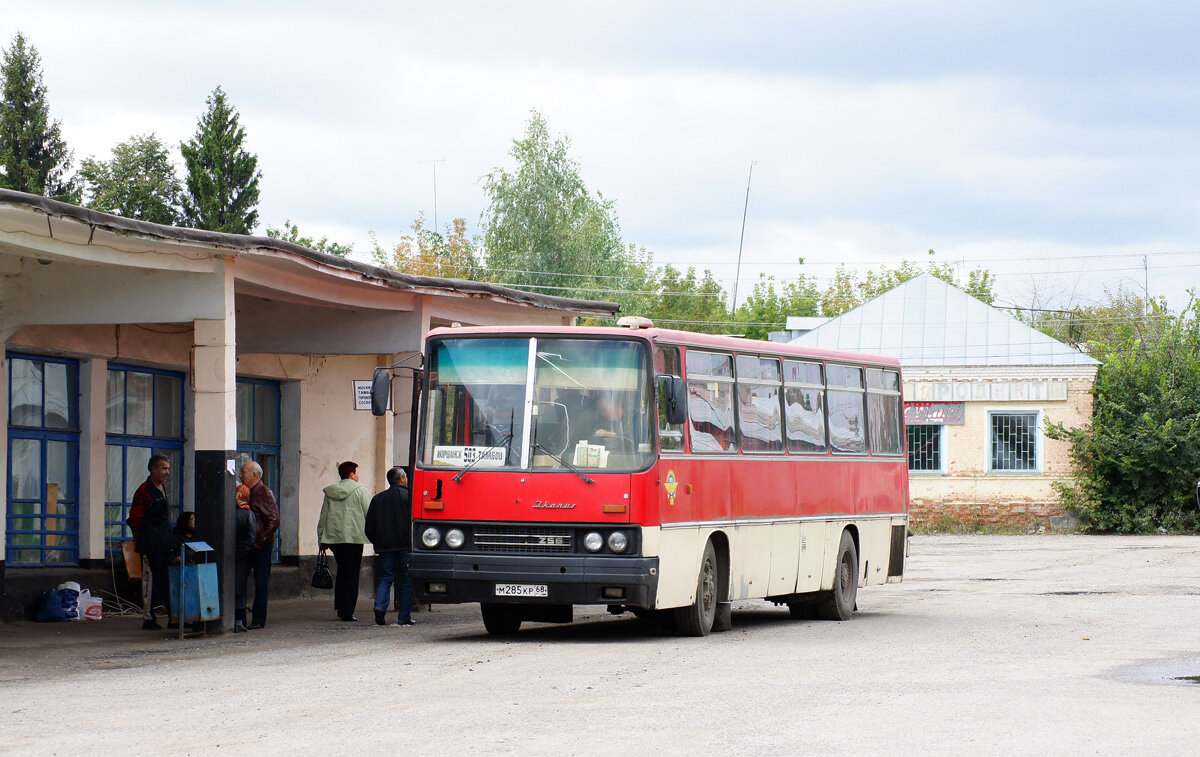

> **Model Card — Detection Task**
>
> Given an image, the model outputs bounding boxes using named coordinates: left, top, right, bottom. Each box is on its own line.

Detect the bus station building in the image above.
left=792, top=274, right=1099, bottom=530
left=0, top=188, right=617, bottom=622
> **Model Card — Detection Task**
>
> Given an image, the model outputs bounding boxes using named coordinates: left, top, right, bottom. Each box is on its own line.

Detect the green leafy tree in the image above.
left=267, top=219, right=353, bottom=258
left=370, top=214, right=478, bottom=275
left=481, top=111, right=624, bottom=298
left=0, top=32, right=77, bottom=200
left=1047, top=295, right=1200, bottom=533
left=78, top=133, right=181, bottom=224
left=180, top=86, right=261, bottom=233
left=821, top=250, right=995, bottom=316
left=638, top=265, right=729, bottom=333
left=733, top=269, right=822, bottom=340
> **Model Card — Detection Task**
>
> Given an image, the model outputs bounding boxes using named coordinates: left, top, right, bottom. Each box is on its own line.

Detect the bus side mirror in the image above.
left=371, top=368, right=391, bottom=416
left=657, top=374, right=687, bottom=425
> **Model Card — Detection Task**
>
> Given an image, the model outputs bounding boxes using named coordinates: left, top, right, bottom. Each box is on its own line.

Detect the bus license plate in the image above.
left=494, top=583, right=548, bottom=598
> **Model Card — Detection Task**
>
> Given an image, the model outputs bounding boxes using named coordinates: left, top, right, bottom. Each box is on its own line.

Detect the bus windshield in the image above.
left=421, top=337, right=654, bottom=472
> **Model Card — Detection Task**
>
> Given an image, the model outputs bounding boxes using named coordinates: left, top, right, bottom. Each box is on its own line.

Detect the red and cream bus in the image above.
left=397, top=319, right=908, bottom=636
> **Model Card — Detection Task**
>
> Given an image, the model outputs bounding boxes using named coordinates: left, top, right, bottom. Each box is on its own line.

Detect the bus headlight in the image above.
left=421, top=527, right=441, bottom=548
left=607, top=531, right=629, bottom=553
left=445, top=528, right=465, bottom=549
left=584, top=531, right=603, bottom=552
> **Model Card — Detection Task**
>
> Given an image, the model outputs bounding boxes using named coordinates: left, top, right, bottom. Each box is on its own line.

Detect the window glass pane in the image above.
left=784, top=360, right=823, bottom=386
left=10, top=548, right=39, bottom=564
left=125, top=372, right=154, bottom=435
left=991, top=413, right=1038, bottom=471
left=654, top=346, right=681, bottom=376
left=106, top=370, right=125, bottom=434
left=105, top=445, right=124, bottom=502
left=828, top=365, right=863, bottom=388
left=738, top=383, right=783, bottom=452
left=11, top=438, right=41, bottom=499
left=686, top=351, right=732, bottom=378
left=45, top=545, right=76, bottom=564
left=785, top=386, right=826, bottom=453
left=866, top=368, right=900, bottom=392
left=907, top=425, right=941, bottom=471
left=656, top=376, right=685, bottom=452
left=738, top=356, right=780, bottom=383
left=236, top=382, right=254, bottom=443
left=10, top=358, right=43, bottom=426
left=156, top=447, right=182, bottom=506
left=533, top=339, right=653, bottom=471
left=868, top=394, right=903, bottom=455
left=154, top=374, right=183, bottom=439
left=125, top=446, right=152, bottom=500
left=687, top=380, right=736, bottom=453
left=46, top=440, right=75, bottom=501
left=828, top=389, right=867, bottom=453
left=254, top=384, right=280, bottom=444
left=421, top=339, right=529, bottom=467
left=43, top=362, right=75, bottom=430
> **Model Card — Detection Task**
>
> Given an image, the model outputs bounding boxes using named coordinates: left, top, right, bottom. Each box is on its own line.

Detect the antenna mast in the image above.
left=732, top=160, right=757, bottom=311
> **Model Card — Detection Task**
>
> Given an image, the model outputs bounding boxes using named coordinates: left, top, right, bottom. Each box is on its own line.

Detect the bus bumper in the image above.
left=410, top=553, right=659, bottom=608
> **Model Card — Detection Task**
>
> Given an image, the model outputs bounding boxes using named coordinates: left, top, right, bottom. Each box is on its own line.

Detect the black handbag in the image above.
left=311, top=548, right=334, bottom=589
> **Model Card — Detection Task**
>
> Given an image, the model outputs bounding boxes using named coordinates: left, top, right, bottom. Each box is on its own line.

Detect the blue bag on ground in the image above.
left=56, top=581, right=81, bottom=620
left=36, top=589, right=67, bottom=622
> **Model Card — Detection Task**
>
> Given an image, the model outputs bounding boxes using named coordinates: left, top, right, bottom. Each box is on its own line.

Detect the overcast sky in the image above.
left=7, top=2, right=1200, bottom=313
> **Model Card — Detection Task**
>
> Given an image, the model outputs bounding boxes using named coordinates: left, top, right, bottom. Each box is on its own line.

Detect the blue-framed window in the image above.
left=7, top=354, right=80, bottom=566
left=236, top=377, right=281, bottom=561
left=104, top=365, right=185, bottom=549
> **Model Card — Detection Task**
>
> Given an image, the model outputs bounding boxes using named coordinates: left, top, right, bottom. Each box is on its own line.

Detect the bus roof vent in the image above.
left=616, top=316, right=655, bottom=329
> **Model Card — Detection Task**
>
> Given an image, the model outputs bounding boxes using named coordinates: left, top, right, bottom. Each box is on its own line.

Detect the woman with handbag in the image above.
left=316, top=461, right=371, bottom=621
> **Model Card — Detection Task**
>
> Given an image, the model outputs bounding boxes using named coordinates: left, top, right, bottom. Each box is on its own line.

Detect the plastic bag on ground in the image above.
left=78, top=589, right=103, bottom=621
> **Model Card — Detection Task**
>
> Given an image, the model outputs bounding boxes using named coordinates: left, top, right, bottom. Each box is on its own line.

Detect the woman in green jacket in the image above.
left=317, top=461, right=371, bottom=621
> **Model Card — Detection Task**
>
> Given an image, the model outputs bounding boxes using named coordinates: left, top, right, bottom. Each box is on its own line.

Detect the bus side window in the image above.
left=655, top=346, right=685, bottom=451
left=685, top=351, right=737, bottom=454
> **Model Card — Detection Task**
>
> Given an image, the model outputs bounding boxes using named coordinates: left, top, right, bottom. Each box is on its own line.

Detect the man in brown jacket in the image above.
left=239, top=461, right=280, bottom=629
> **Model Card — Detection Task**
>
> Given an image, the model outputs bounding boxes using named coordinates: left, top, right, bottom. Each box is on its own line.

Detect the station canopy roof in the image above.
left=791, top=273, right=1099, bottom=367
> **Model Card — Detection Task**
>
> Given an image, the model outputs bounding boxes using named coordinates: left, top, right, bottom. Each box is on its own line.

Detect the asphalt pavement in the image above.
left=1, top=535, right=1198, bottom=755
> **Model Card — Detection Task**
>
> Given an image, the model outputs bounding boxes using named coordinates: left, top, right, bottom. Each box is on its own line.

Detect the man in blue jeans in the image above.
left=364, top=467, right=414, bottom=626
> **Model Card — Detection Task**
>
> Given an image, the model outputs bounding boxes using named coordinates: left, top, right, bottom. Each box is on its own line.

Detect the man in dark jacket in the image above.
left=239, top=461, right=280, bottom=629
left=232, top=484, right=258, bottom=633
left=130, top=455, right=176, bottom=631
left=365, top=467, right=414, bottom=626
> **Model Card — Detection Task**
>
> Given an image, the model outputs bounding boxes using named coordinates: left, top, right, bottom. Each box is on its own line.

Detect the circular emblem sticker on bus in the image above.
left=664, top=470, right=678, bottom=506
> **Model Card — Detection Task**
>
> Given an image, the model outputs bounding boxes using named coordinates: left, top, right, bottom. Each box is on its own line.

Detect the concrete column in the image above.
left=78, top=358, right=107, bottom=563
left=279, top=380, right=301, bottom=558
left=190, top=262, right=237, bottom=632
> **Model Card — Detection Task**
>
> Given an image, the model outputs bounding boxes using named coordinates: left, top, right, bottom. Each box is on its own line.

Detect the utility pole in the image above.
left=732, top=161, right=756, bottom=312
left=1143, top=254, right=1149, bottom=298
left=419, top=158, right=446, bottom=231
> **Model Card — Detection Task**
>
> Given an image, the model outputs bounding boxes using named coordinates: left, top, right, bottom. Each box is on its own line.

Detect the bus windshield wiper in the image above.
left=532, top=441, right=594, bottom=484
left=452, top=431, right=513, bottom=482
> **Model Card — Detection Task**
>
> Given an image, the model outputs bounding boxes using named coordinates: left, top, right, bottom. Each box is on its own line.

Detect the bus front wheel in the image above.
left=481, top=603, right=522, bottom=636
left=675, top=541, right=718, bottom=636
left=818, top=530, right=858, bottom=621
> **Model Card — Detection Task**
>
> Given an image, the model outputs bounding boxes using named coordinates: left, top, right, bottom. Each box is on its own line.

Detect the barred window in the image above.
left=990, top=412, right=1039, bottom=472
left=907, top=424, right=942, bottom=472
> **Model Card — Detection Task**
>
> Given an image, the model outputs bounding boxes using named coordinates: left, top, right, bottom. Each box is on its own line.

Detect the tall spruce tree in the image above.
left=180, top=86, right=261, bottom=233
left=0, top=32, right=77, bottom=200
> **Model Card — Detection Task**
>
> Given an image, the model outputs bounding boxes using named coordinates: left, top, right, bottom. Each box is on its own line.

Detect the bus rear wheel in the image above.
left=481, top=603, right=522, bottom=636
left=818, top=530, right=858, bottom=621
left=675, top=541, right=718, bottom=636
